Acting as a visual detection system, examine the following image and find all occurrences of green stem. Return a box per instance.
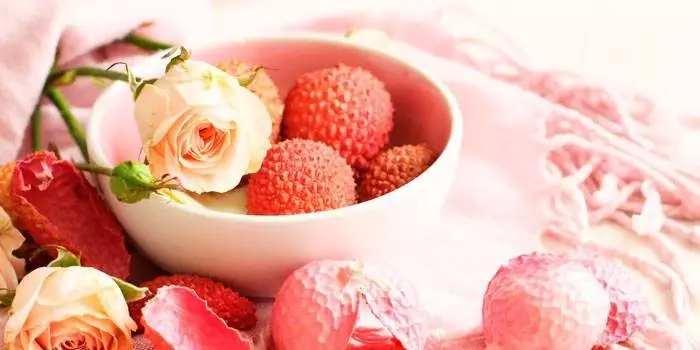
[44,88,89,161]
[161,183,181,190]
[73,163,114,176]
[122,33,173,51]
[51,67,130,84]
[30,105,42,151]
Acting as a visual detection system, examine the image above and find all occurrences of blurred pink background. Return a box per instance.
[212,0,700,115]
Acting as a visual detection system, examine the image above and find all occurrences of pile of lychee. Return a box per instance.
[216,61,437,215]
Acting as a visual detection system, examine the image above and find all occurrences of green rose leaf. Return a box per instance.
[0,289,15,308]
[47,246,81,268]
[236,66,265,88]
[112,277,149,302]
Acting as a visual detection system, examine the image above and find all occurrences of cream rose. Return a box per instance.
[134,60,272,194]
[0,207,25,291]
[4,266,136,350]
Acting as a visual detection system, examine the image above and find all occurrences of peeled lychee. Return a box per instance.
[358,144,436,202]
[482,252,610,350]
[282,64,394,170]
[216,60,284,143]
[246,139,357,215]
[577,253,649,345]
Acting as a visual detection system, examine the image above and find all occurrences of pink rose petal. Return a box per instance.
[360,277,426,350]
[142,286,252,350]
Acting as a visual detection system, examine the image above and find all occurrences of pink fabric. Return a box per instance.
[0,0,694,349]
[0,0,215,163]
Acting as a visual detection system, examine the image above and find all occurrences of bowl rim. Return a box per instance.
[87,32,464,224]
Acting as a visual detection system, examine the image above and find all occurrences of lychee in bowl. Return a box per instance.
[87,33,463,297]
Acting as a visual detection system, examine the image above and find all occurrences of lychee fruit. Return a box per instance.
[482,252,611,350]
[576,253,649,345]
[358,144,436,202]
[128,274,257,333]
[216,60,284,143]
[246,139,357,215]
[281,64,394,171]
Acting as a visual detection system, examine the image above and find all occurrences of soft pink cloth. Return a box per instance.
[0,0,215,163]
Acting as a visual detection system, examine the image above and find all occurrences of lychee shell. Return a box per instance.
[271,260,361,350]
[577,254,649,345]
[482,253,610,350]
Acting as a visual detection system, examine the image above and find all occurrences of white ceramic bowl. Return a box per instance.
[87,33,462,297]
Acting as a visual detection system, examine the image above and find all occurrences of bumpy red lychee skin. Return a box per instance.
[128,274,257,333]
[141,286,253,350]
[482,252,610,350]
[358,144,437,202]
[282,64,394,171]
[216,60,284,144]
[577,253,649,345]
[246,139,357,215]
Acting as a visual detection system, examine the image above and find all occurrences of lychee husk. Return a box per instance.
[215,60,284,144]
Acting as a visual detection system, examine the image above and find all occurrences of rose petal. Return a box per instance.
[360,272,426,350]
[31,267,134,331]
[0,207,25,285]
[4,267,57,343]
[49,316,128,349]
[142,286,252,350]
[231,88,272,173]
[160,108,248,194]
[164,61,238,108]
[135,84,177,146]
[0,253,17,290]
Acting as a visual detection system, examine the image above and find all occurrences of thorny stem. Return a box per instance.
[73,163,114,176]
[50,67,130,85]
[41,33,171,161]
[74,163,182,191]
[30,105,42,151]
[122,33,173,51]
[44,87,89,161]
